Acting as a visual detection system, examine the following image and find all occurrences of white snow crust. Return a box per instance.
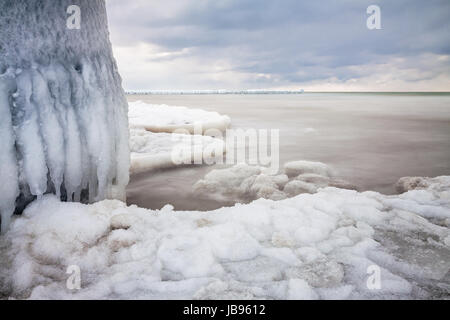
[129,128,225,174]
[193,162,357,203]
[128,101,231,134]
[1,176,449,299]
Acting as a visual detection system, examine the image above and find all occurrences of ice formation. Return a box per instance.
[128,101,231,134]
[193,162,357,203]
[395,176,450,195]
[0,0,129,232]
[1,176,449,299]
[284,161,334,178]
[129,128,225,174]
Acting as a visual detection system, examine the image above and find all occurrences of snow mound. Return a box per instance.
[283,180,317,196]
[284,161,334,178]
[1,176,449,299]
[0,0,129,232]
[396,176,450,196]
[128,101,231,134]
[129,128,225,174]
[389,176,450,222]
[193,163,356,202]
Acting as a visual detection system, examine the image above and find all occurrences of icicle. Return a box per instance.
[0,72,19,233]
[0,0,130,232]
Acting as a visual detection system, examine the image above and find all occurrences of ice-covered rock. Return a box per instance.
[128,101,231,134]
[0,0,129,232]
[242,174,289,201]
[283,180,317,196]
[129,128,225,174]
[294,173,331,186]
[396,176,450,196]
[396,177,431,194]
[1,176,449,299]
[193,162,354,203]
[284,161,333,178]
[391,176,450,223]
[193,164,287,202]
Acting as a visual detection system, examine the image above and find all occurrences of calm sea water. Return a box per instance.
[126,93,450,211]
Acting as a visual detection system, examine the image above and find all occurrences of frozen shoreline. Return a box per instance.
[1,176,449,299]
[1,101,449,300]
[126,93,450,197]
[128,101,229,174]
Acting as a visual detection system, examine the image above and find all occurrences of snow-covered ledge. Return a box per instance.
[0,0,130,232]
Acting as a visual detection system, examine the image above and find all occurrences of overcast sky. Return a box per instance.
[105,0,450,91]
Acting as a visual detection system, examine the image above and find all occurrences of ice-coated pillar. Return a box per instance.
[0,0,130,232]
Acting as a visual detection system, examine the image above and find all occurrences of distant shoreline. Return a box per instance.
[125,89,304,95]
[125,90,450,95]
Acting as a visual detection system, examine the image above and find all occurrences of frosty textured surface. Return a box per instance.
[0,0,130,231]
[128,101,231,134]
[1,176,449,299]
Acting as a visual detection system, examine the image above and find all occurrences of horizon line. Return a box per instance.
[124,90,450,94]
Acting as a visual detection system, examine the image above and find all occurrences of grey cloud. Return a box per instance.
[106,0,450,88]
